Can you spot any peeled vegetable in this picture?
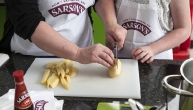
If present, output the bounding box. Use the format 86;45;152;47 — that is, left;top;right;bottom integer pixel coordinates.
108;58;122;78
46;74;59;88
42;59;78;90
41;69;50;85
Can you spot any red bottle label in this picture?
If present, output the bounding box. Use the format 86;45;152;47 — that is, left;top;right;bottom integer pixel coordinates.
15;82;33;109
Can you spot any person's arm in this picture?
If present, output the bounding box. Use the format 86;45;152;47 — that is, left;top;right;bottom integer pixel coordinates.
32;22;114;67
95;0;117;29
94;0;127;50
132;0;191;63
5;0;80;60
5;0;45;41
31;22;79;60
5;0;114;68
153;0;191;54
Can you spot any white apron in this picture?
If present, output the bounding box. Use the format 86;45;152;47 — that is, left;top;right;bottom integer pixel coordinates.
116;0;173;59
11;0;94;56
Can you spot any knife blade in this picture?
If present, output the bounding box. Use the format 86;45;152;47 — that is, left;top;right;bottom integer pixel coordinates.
115;41;118;58
115;41;118;68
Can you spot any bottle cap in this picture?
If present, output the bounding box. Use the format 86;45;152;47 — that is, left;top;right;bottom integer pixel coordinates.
13;70;24;82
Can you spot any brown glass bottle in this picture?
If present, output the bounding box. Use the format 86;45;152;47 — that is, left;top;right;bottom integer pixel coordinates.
13;70;34;110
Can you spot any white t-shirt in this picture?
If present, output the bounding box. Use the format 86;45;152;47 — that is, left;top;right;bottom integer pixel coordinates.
115;0;173;34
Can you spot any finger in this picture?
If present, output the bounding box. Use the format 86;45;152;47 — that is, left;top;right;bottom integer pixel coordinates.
140;53;150;63
117;30;127;50
133;48;143;60
106;24;127;50
116;39;124;50
106;41;113;50
106;34;115;49
105;41;110;48
135;51;147;60
131;49;137;59
97;53;113;68
103;47;114;65
134;48;143;56
146;57;154;63
110;31;125;50
96;44;114;65
97;57;112;68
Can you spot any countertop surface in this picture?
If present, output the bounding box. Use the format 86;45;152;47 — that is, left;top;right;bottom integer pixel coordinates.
0;52;185;109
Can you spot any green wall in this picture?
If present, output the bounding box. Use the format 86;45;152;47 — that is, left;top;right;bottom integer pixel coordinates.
0;7;106;45
91;8;106;45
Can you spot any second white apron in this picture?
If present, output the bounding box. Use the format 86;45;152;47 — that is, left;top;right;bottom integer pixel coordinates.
116;0;173;59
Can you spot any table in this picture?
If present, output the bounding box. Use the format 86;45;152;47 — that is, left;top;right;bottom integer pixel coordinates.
0;52;185;109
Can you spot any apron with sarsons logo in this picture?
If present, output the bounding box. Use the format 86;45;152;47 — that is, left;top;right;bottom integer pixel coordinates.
116;0;173;59
11;0;94;56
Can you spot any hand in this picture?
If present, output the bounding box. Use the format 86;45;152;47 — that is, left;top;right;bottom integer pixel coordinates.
131;46;155;63
76;44;114;68
105;23;127;50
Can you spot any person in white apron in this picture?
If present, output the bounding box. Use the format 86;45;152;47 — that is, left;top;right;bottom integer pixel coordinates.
95;0;191;63
1;0;115;68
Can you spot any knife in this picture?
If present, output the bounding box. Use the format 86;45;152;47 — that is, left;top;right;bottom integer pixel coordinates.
115;41;118;58
115;41;118;68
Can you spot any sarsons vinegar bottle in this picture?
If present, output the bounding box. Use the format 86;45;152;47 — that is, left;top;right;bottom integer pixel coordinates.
13;70;34;110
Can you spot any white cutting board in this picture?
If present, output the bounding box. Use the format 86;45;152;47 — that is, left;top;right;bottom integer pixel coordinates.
24;58;141;99
0;53;9;67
